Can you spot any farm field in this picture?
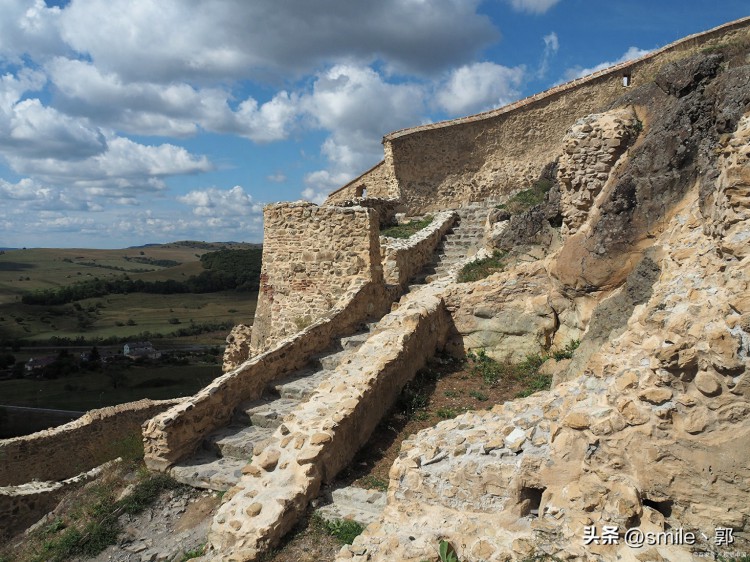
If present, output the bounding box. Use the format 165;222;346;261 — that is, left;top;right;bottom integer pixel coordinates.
0;242;260;346
0;362;221;411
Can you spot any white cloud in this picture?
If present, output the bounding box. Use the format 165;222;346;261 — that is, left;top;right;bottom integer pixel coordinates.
266;173;287;183
0;0;68;63
563;46;652;81
178;185;263;218
538;32;559;77
436;62;525;115
505;0;561;14
56;0;498;81
299;64;428;202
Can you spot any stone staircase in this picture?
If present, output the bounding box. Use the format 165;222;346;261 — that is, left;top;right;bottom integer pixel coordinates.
412;203;494;286
169;330;372;491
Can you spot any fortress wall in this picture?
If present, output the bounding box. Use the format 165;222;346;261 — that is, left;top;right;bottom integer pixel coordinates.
325;154;400;205
0;399;179;486
209;289;452;559
249;202;383;355
144;280;392;472
376;18;750;214
381;210;458;287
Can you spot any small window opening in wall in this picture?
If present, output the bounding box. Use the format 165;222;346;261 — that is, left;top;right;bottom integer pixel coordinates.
623;73;632;87
520;486;545;517
354;185;366;198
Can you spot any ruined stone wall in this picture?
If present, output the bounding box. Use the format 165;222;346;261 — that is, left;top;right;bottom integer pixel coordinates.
208;287;452;561
380;210;457;287
144;280;391;472
250;202;383;355
0;399;179;487
324;158;400;205
379;18;750;214
0;461;114;541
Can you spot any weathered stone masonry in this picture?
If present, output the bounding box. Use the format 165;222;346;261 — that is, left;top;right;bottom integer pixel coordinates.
249;202;383;355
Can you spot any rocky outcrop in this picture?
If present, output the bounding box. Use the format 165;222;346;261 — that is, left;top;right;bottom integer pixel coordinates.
337;58;750;561
339;159;750;562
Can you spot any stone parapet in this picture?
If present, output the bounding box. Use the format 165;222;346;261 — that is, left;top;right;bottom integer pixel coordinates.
143;280;391;473
380;210;458;287
0;399;179;487
206;286;452;561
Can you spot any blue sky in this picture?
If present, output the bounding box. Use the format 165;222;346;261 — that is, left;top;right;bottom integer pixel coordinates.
0;0;747;248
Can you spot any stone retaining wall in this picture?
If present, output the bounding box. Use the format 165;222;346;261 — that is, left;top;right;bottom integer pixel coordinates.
381;211;457;287
0;399;179;487
143;280;392;472
207;287;452;561
250;202;383;355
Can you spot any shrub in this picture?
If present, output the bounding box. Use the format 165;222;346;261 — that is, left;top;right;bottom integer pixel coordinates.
551;339;580;361
495;178;553;215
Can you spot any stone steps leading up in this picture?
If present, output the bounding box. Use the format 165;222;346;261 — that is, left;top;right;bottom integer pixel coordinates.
316;485;387;526
169;329;374;491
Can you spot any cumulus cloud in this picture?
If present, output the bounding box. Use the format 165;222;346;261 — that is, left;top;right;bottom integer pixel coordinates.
5;135;212;193
178;185;263;218
299;64;428;202
56;0;498;81
563;46;652;81
0;0;68;63
505;0;561;15
436;62;524;115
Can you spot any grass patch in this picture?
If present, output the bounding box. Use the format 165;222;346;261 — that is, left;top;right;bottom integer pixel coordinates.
495;178;553;215
457;251;507;283
359;475;389;492
436;407;461;419
469;389;488;401
467;350;550;397
380;216;433;239
13;469;183;562
313;516;364;545
180;545;206;560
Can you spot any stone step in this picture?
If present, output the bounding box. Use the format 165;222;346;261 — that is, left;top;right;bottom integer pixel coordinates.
316;485;387;526
235;397;301;428
313;348;352;371
271;367;334;400
204;424;275;459
169;452;247;491
340;331;370;351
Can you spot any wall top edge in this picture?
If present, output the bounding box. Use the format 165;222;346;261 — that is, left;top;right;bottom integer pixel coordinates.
383;16;750;142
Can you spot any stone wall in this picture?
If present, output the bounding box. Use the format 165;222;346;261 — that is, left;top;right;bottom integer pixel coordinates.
143;280;392;472
0;399;179;487
381;211;457;287
557;107;638;236
334;18;750;215
0;461;114;541
325;157;400;205
249;202;383;355
207;286;452;561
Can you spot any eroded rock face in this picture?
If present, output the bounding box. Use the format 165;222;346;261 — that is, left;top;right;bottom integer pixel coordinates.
222;324;252;373
339;175;750;562
338;60;750;562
